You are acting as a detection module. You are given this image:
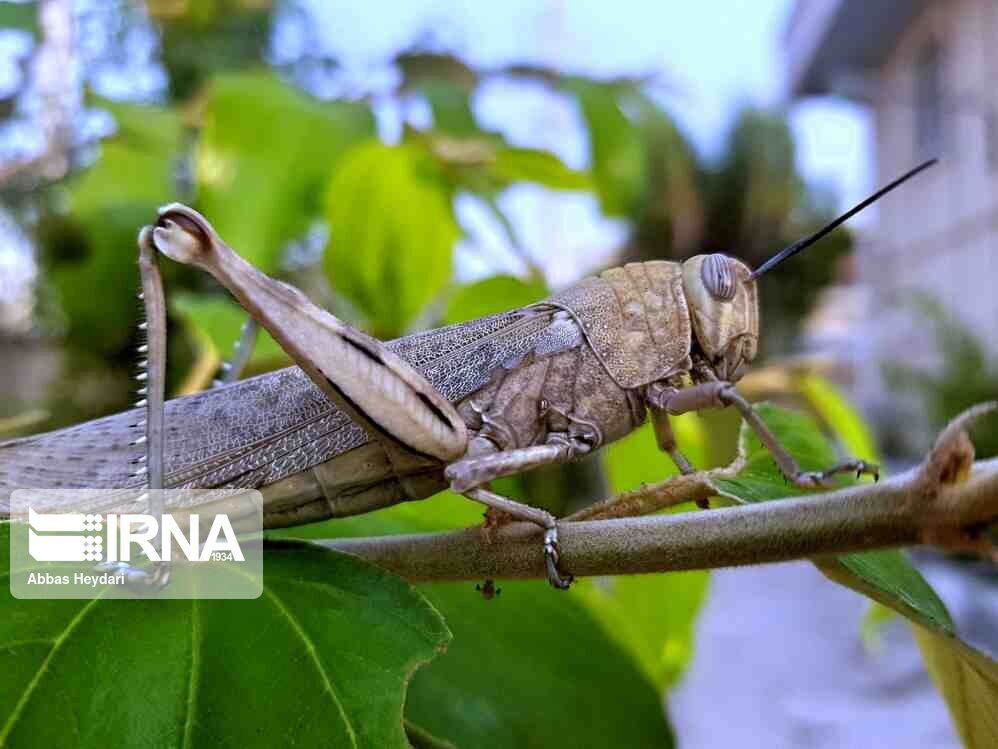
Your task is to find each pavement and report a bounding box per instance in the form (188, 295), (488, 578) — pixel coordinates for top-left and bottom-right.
(671, 554), (997, 748)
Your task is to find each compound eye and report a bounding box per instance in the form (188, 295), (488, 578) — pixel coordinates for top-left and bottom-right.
(701, 253), (737, 301)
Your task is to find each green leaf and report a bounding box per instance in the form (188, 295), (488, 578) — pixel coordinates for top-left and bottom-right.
(567, 80), (646, 216)
(46, 103), (182, 353)
(796, 374), (879, 463)
(323, 141), (458, 336)
(910, 627), (998, 748)
(712, 404), (952, 632)
(197, 72), (375, 271)
(407, 580), (674, 748)
(605, 415), (710, 495)
(420, 80), (478, 136)
(598, 417), (710, 688)
(443, 275), (548, 326)
(574, 573), (708, 690)
(490, 147), (591, 191)
(171, 292), (289, 371)
(0, 528), (449, 748)
(275, 500), (676, 745)
(711, 405), (998, 747)
(0, 1), (38, 35)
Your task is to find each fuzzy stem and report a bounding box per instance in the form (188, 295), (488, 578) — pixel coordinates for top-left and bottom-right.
(319, 457), (998, 582)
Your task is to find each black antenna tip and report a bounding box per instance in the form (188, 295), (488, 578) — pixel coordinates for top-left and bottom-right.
(750, 158), (938, 280)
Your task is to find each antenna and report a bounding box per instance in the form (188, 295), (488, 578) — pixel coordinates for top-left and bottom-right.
(749, 158), (937, 280)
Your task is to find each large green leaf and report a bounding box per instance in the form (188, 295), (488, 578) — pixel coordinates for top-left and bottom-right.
(197, 72), (375, 271)
(407, 580), (674, 748)
(443, 275), (548, 326)
(596, 416), (711, 688)
(0, 527), (449, 748)
(47, 102), (182, 353)
(273, 495), (675, 744)
(567, 80), (646, 217)
(712, 404), (998, 746)
(323, 141), (458, 336)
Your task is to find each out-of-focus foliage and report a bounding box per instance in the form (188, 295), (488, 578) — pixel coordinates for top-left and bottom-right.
(0, 526), (451, 748)
(149, 0), (275, 101)
(2, 3), (958, 745)
(443, 276), (548, 326)
(323, 141), (458, 335)
(885, 294), (998, 458)
(198, 72), (375, 272)
(171, 292), (288, 375)
(0, 0), (37, 36)
(41, 101), (182, 353)
(593, 97), (854, 351)
(713, 403), (998, 748)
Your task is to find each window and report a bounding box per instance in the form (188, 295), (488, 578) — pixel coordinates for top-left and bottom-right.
(914, 41), (943, 157)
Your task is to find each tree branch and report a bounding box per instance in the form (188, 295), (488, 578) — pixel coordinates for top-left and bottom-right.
(321, 410), (998, 582)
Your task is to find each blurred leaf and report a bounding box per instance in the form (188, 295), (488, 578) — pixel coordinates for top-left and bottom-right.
(568, 80), (646, 216)
(885, 294), (998, 458)
(704, 108), (798, 254)
(712, 404), (998, 746)
(46, 102), (181, 353)
(323, 141), (458, 336)
(421, 80), (478, 135)
(605, 415), (710, 494)
(172, 292), (289, 372)
(197, 72), (374, 271)
(575, 573), (708, 690)
(0, 0), (36, 35)
(151, 1), (275, 101)
(0, 527), (449, 748)
(599, 416), (710, 688)
(713, 404), (951, 632)
(626, 92), (703, 257)
(860, 601), (897, 655)
(443, 275), (547, 326)
(910, 627), (998, 749)
(490, 147), (590, 191)
(796, 374), (879, 463)
(407, 580), (674, 748)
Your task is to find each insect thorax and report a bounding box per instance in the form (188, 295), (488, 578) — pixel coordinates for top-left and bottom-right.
(542, 261), (693, 389)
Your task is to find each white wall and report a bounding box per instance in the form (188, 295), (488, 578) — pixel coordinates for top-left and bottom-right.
(854, 0), (998, 447)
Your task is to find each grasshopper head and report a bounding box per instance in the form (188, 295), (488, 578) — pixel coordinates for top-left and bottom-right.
(681, 253), (759, 382)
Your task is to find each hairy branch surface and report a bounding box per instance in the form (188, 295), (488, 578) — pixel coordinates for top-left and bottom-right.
(321, 408), (998, 583)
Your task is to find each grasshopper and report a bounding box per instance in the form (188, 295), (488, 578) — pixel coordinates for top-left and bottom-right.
(0, 160), (935, 588)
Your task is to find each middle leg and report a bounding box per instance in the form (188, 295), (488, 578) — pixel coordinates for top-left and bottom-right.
(445, 435), (593, 589)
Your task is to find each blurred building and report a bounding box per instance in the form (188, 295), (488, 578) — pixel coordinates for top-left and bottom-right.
(786, 0), (998, 447)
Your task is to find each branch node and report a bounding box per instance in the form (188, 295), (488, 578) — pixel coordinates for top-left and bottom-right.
(919, 402), (996, 490)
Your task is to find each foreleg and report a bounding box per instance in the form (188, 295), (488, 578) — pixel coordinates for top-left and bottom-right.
(648, 381), (878, 489)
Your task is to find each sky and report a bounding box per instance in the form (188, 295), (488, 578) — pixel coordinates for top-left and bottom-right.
(296, 0), (873, 284)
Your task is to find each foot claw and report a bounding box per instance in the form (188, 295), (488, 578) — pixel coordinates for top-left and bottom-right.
(543, 526), (573, 590)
